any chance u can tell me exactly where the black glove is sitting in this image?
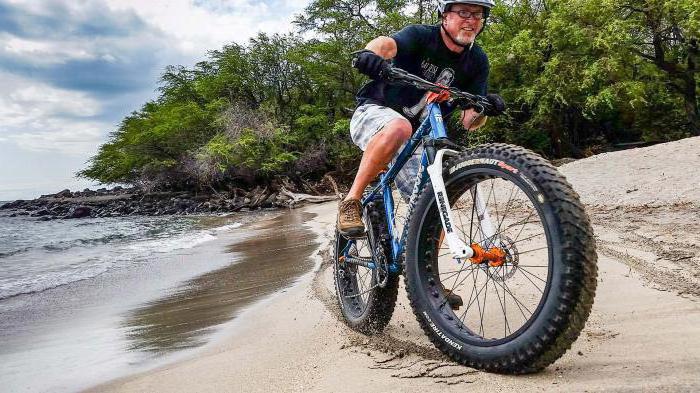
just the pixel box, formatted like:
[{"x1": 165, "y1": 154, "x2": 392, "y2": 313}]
[
  {"x1": 352, "y1": 50, "x2": 389, "y2": 80},
  {"x1": 484, "y1": 94, "x2": 506, "y2": 116}
]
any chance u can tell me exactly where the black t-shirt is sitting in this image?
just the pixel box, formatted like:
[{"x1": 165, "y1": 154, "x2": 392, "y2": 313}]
[{"x1": 356, "y1": 24, "x2": 489, "y2": 122}]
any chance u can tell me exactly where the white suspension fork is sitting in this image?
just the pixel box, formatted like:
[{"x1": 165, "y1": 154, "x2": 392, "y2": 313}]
[
  {"x1": 426, "y1": 149, "x2": 500, "y2": 260},
  {"x1": 471, "y1": 185, "x2": 498, "y2": 248},
  {"x1": 426, "y1": 149, "x2": 472, "y2": 260}
]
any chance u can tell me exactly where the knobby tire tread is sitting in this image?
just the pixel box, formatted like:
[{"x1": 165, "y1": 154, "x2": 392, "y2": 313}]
[{"x1": 403, "y1": 143, "x2": 598, "y2": 374}]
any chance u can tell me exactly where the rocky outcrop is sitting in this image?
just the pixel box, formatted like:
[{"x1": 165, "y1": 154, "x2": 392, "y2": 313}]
[{"x1": 1, "y1": 184, "x2": 339, "y2": 221}]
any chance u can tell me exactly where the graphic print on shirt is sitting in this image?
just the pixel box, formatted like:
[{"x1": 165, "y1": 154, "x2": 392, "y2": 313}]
[{"x1": 403, "y1": 66, "x2": 455, "y2": 119}]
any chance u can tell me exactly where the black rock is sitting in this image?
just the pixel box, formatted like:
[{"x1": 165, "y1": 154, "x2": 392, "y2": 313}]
[
  {"x1": 56, "y1": 189, "x2": 72, "y2": 198},
  {"x1": 31, "y1": 209, "x2": 51, "y2": 217},
  {"x1": 66, "y1": 206, "x2": 92, "y2": 219},
  {"x1": 1, "y1": 200, "x2": 26, "y2": 209}
]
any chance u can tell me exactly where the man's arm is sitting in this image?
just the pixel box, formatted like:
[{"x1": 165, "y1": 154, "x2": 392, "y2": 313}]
[{"x1": 365, "y1": 36, "x2": 397, "y2": 59}]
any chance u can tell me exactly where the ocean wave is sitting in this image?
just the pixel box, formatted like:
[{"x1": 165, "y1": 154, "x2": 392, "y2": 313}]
[
  {"x1": 0, "y1": 220, "x2": 243, "y2": 300},
  {"x1": 125, "y1": 232, "x2": 216, "y2": 254},
  {"x1": 0, "y1": 258, "x2": 112, "y2": 300},
  {"x1": 41, "y1": 233, "x2": 133, "y2": 252},
  {"x1": 0, "y1": 247, "x2": 31, "y2": 259},
  {"x1": 124, "y1": 221, "x2": 241, "y2": 254},
  {"x1": 213, "y1": 222, "x2": 243, "y2": 232}
]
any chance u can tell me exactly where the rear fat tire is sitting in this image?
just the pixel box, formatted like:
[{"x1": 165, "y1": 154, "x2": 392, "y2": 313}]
[
  {"x1": 334, "y1": 199, "x2": 399, "y2": 334},
  {"x1": 404, "y1": 143, "x2": 597, "y2": 373}
]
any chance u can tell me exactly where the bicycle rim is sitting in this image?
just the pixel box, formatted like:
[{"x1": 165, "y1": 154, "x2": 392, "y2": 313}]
[
  {"x1": 334, "y1": 230, "x2": 377, "y2": 319},
  {"x1": 420, "y1": 169, "x2": 553, "y2": 345}
]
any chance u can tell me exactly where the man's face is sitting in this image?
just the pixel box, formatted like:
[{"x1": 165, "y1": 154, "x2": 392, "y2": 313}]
[{"x1": 442, "y1": 4, "x2": 485, "y2": 46}]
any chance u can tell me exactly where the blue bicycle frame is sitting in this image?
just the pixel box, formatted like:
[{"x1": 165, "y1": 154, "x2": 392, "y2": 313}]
[{"x1": 344, "y1": 102, "x2": 450, "y2": 274}]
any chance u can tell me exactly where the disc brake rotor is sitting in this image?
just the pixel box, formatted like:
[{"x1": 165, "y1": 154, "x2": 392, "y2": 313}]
[{"x1": 488, "y1": 235, "x2": 519, "y2": 282}]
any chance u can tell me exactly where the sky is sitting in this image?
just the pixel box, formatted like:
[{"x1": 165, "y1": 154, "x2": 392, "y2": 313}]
[{"x1": 0, "y1": 0, "x2": 309, "y2": 200}]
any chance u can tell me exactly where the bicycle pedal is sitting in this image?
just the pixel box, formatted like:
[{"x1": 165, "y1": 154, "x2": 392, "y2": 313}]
[{"x1": 445, "y1": 290, "x2": 463, "y2": 310}]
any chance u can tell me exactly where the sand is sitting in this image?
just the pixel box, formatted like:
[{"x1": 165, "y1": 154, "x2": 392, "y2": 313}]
[{"x1": 95, "y1": 137, "x2": 700, "y2": 392}]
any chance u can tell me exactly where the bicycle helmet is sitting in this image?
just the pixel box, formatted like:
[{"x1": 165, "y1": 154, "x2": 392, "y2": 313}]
[
  {"x1": 437, "y1": 0, "x2": 495, "y2": 48},
  {"x1": 437, "y1": 0, "x2": 496, "y2": 16}
]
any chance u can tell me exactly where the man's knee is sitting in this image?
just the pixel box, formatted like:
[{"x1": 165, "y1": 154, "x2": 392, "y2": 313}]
[{"x1": 380, "y1": 118, "x2": 412, "y2": 145}]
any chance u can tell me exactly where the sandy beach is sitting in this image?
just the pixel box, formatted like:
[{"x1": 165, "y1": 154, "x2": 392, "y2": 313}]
[{"x1": 95, "y1": 137, "x2": 700, "y2": 392}]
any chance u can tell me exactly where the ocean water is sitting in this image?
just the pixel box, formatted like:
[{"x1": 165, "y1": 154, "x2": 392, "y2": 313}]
[
  {"x1": 0, "y1": 212, "x2": 241, "y2": 299},
  {"x1": 0, "y1": 206, "x2": 319, "y2": 392}
]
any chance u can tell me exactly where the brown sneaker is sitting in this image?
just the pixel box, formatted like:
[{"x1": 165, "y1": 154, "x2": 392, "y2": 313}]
[{"x1": 337, "y1": 199, "x2": 365, "y2": 238}]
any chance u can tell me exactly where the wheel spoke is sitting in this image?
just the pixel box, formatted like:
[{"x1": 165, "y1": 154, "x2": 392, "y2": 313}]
[
  {"x1": 495, "y1": 277, "x2": 534, "y2": 320},
  {"x1": 479, "y1": 272, "x2": 489, "y2": 337},
  {"x1": 494, "y1": 182, "x2": 518, "y2": 237},
  {"x1": 518, "y1": 265, "x2": 547, "y2": 286},
  {"x1": 475, "y1": 212, "x2": 536, "y2": 250},
  {"x1": 459, "y1": 267, "x2": 489, "y2": 325},
  {"x1": 513, "y1": 208, "x2": 537, "y2": 243},
  {"x1": 516, "y1": 245, "x2": 549, "y2": 256},
  {"x1": 440, "y1": 264, "x2": 477, "y2": 309},
  {"x1": 511, "y1": 231, "x2": 545, "y2": 245}
]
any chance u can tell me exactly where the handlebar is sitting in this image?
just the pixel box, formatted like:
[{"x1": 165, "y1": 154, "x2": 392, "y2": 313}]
[{"x1": 380, "y1": 66, "x2": 497, "y2": 115}]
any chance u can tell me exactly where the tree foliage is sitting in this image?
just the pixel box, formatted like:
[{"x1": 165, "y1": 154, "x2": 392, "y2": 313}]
[{"x1": 80, "y1": 0, "x2": 699, "y2": 190}]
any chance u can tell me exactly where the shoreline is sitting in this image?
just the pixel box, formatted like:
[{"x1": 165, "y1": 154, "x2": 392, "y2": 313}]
[
  {"x1": 89, "y1": 201, "x2": 339, "y2": 392},
  {"x1": 0, "y1": 207, "x2": 321, "y2": 392}
]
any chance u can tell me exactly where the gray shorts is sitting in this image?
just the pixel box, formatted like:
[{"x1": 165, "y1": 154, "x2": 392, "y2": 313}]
[{"x1": 349, "y1": 104, "x2": 423, "y2": 198}]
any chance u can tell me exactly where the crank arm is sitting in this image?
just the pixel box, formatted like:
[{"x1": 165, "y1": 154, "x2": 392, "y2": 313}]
[{"x1": 342, "y1": 255, "x2": 375, "y2": 269}]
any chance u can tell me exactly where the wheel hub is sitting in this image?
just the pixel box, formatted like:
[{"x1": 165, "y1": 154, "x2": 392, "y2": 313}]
[{"x1": 470, "y1": 243, "x2": 507, "y2": 267}]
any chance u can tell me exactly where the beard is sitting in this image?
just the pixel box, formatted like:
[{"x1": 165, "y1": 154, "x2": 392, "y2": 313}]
[
  {"x1": 453, "y1": 29, "x2": 477, "y2": 46},
  {"x1": 442, "y1": 21, "x2": 479, "y2": 46}
]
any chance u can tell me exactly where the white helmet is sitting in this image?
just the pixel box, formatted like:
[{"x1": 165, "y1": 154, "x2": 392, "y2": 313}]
[
  {"x1": 437, "y1": 0, "x2": 496, "y2": 15},
  {"x1": 437, "y1": 0, "x2": 495, "y2": 47}
]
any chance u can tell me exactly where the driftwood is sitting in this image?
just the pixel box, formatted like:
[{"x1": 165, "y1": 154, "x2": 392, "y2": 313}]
[
  {"x1": 322, "y1": 173, "x2": 343, "y2": 199},
  {"x1": 250, "y1": 186, "x2": 271, "y2": 206},
  {"x1": 300, "y1": 178, "x2": 319, "y2": 194},
  {"x1": 280, "y1": 187, "x2": 338, "y2": 206}
]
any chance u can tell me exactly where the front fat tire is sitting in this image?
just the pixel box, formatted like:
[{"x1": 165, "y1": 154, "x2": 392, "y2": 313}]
[{"x1": 404, "y1": 143, "x2": 598, "y2": 373}]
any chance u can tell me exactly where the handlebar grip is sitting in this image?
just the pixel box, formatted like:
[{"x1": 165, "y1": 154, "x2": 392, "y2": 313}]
[{"x1": 483, "y1": 94, "x2": 506, "y2": 116}]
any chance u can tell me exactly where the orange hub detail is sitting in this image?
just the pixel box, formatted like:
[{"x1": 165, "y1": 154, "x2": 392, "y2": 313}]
[{"x1": 470, "y1": 243, "x2": 507, "y2": 267}]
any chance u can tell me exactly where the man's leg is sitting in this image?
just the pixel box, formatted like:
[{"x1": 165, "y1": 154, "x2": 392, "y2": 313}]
[
  {"x1": 346, "y1": 118, "x2": 412, "y2": 200},
  {"x1": 338, "y1": 117, "x2": 412, "y2": 237}
]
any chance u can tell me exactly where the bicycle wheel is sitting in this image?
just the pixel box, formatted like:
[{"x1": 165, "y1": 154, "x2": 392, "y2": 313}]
[
  {"x1": 404, "y1": 143, "x2": 597, "y2": 373},
  {"x1": 334, "y1": 198, "x2": 399, "y2": 334}
]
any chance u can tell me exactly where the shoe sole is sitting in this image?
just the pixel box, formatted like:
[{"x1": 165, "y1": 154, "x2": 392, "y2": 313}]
[{"x1": 338, "y1": 227, "x2": 366, "y2": 240}]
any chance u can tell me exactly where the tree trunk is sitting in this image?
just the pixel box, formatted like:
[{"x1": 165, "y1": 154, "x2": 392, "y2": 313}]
[
  {"x1": 683, "y1": 75, "x2": 699, "y2": 136},
  {"x1": 684, "y1": 39, "x2": 699, "y2": 136}
]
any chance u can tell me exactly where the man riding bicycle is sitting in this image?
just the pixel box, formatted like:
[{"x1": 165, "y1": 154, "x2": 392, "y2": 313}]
[{"x1": 338, "y1": 0, "x2": 496, "y2": 238}]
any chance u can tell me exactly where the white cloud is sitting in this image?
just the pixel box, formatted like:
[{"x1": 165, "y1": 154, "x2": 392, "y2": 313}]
[
  {"x1": 0, "y1": 72, "x2": 101, "y2": 121},
  {"x1": 2, "y1": 34, "x2": 96, "y2": 64},
  {"x1": 0, "y1": 0, "x2": 311, "y2": 198},
  {"x1": 0, "y1": 72, "x2": 106, "y2": 155},
  {"x1": 8, "y1": 123, "x2": 104, "y2": 155},
  {"x1": 104, "y1": 0, "x2": 306, "y2": 60}
]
